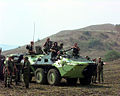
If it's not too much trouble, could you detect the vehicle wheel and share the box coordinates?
[66,78,78,85]
[47,69,61,85]
[80,76,91,85]
[35,68,47,84]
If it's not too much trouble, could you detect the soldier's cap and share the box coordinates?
[31,41,34,44]
[60,43,63,46]
[24,57,28,60]
[99,57,101,59]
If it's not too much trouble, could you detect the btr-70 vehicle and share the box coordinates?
[5,49,96,85]
[25,50,96,85]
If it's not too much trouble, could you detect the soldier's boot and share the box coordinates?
[26,85,29,89]
[102,79,104,83]
[8,84,12,88]
[5,84,7,87]
[25,83,29,89]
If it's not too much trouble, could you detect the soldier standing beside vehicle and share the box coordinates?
[43,38,52,54]
[23,57,30,88]
[13,57,19,85]
[71,43,80,58]
[97,57,104,83]
[4,56,14,88]
[0,48,5,81]
[91,58,97,83]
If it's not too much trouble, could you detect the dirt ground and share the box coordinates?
[0,61,120,96]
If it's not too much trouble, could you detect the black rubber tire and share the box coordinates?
[47,69,61,85]
[35,68,47,84]
[66,78,78,85]
[80,77,91,85]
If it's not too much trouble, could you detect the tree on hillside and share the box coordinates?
[88,39,103,49]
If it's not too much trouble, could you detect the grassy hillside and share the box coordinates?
[3,23,120,59]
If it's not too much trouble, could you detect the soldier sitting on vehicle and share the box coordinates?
[58,43,64,51]
[85,56,91,60]
[50,42,59,60]
[57,43,64,59]
[26,41,35,55]
[71,43,80,58]
[43,38,52,54]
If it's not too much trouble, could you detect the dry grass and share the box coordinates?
[0,60,120,96]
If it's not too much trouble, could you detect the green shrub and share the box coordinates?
[88,39,103,48]
[104,50,120,61]
[83,31,91,36]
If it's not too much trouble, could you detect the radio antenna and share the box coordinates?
[33,22,35,42]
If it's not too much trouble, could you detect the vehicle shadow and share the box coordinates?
[58,82,111,89]
[30,80,111,89]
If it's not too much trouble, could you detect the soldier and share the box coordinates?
[91,58,97,83]
[57,43,64,59]
[97,57,104,83]
[85,56,90,60]
[50,42,59,60]
[58,43,64,51]
[23,57,30,88]
[71,43,80,58]
[4,56,14,88]
[17,55,24,82]
[0,48,5,80]
[43,38,52,54]
[13,57,19,85]
[26,41,35,55]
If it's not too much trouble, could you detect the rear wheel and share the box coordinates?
[80,76,91,85]
[47,69,61,85]
[66,78,78,85]
[35,68,47,84]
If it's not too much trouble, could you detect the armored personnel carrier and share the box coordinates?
[4,49,96,85]
[25,50,96,85]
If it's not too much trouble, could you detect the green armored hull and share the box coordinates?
[25,53,96,85]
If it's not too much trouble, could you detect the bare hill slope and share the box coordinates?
[3,23,120,58]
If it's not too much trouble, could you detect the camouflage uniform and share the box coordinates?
[4,59,13,87]
[13,60,19,85]
[92,63,97,83]
[0,54,5,80]
[23,57,30,88]
[97,58,104,83]
[43,38,52,54]
[4,67,10,87]
[26,41,35,55]
[72,43,80,58]
[50,42,59,60]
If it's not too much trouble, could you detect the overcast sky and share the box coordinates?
[0,0,120,46]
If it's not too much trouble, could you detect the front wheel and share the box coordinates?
[35,68,47,84]
[47,69,61,85]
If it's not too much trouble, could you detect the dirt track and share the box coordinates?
[0,61,120,96]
